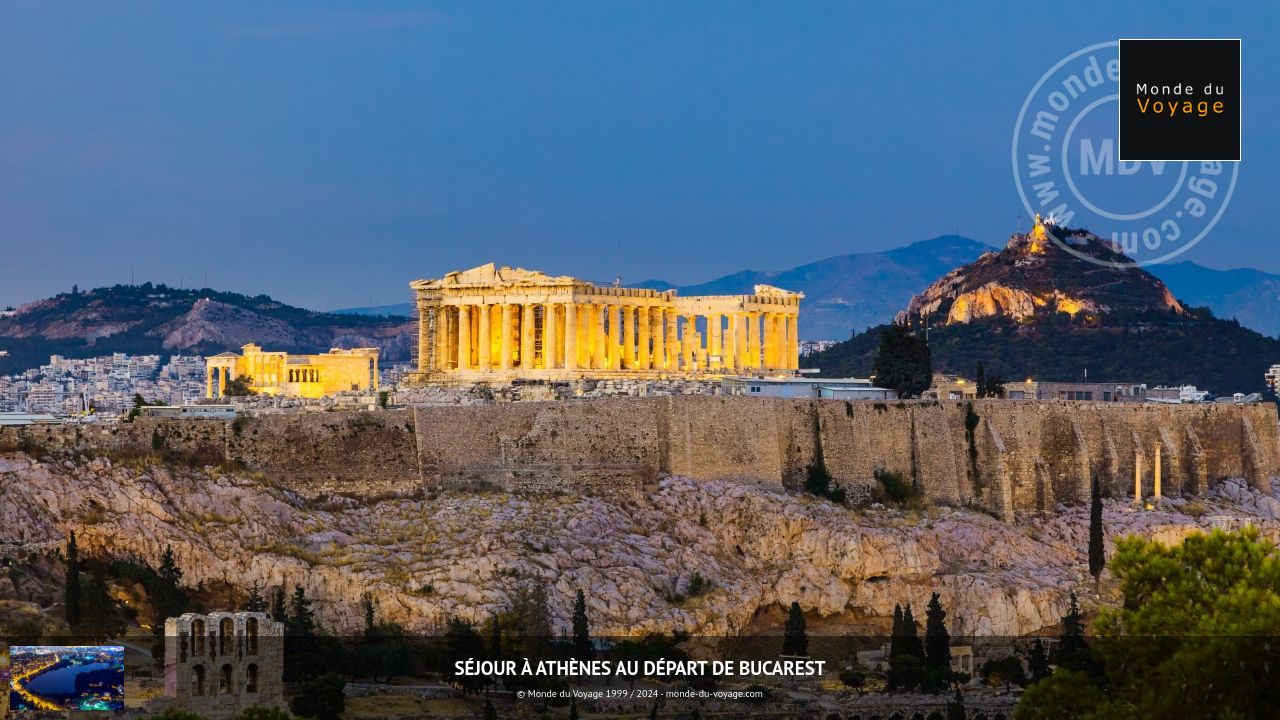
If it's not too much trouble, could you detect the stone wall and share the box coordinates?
[3,398,1277,519]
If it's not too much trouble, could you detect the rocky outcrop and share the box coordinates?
[3,451,1277,640]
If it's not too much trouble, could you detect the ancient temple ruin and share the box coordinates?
[155,611,285,719]
[407,263,803,383]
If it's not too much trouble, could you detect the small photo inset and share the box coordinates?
[8,645,124,712]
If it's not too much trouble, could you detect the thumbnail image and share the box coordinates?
[8,646,124,712]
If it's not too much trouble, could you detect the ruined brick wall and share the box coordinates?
[3,398,1276,518]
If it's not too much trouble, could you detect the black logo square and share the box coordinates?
[1119,39,1240,161]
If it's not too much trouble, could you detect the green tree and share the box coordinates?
[224,375,256,396]
[572,589,592,661]
[975,361,987,398]
[81,568,125,640]
[65,530,81,629]
[1018,529,1280,719]
[243,581,267,613]
[888,602,926,692]
[1026,639,1051,683]
[444,618,487,695]
[1088,478,1105,590]
[871,324,933,398]
[271,585,287,621]
[1052,592,1094,676]
[288,585,316,636]
[923,593,952,692]
[979,655,1027,691]
[945,687,965,720]
[290,672,345,720]
[781,601,807,657]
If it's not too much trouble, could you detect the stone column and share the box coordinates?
[219,367,228,396]
[764,313,778,368]
[607,304,622,370]
[436,308,451,371]
[666,309,680,370]
[417,300,431,373]
[592,304,608,369]
[1134,451,1143,505]
[520,304,536,369]
[734,313,748,370]
[457,305,472,370]
[206,367,214,398]
[783,311,793,366]
[680,313,701,368]
[746,312,760,369]
[637,306,650,370]
[477,303,492,370]
[543,303,558,369]
[707,314,722,370]
[500,303,514,370]
[622,306,635,370]
[724,314,738,372]
[652,308,665,370]
[1154,442,1162,500]
[564,303,578,370]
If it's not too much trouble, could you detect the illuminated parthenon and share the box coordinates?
[407,263,802,383]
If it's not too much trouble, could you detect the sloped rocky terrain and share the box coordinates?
[0,283,413,374]
[3,450,1277,640]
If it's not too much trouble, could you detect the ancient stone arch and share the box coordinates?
[159,611,284,719]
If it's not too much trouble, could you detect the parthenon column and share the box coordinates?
[520,304,536,369]
[708,313,722,370]
[651,308,664,370]
[564,303,578,370]
[638,306,651,370]
[457,305,471,370]
[499,304,514,370]
[746,312,761,369]
[477,303,492,370]
[607,304,622,370]
[762,313,777,369]
[436,307,452,371]
[786,313,799,369]
[590,304,606,369]
[622,306,636,369]
[417,302,431,373]
[543,303,558,369]
[724,313,739,372]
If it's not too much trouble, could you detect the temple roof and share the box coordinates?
[411,262,581,289]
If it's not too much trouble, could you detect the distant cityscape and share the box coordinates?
[0,352,410,416]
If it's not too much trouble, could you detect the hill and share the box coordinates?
[0,283,414,374]
[632,235,995,340]
[1147,262,1280,338]
[805,222,1280,395]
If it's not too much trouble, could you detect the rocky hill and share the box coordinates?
[807,222,1280,394]
[0,283,414,374]
[3,450,1277,640]
[896,222,1183,326]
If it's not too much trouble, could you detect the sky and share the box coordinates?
[2,1,1278,311]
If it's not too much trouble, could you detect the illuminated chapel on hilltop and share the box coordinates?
[407,263,803,383]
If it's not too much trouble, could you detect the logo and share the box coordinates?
[1011,41,1238,268]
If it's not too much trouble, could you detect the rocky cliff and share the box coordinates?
[898,222,1183,327]
[2,451,1278,640]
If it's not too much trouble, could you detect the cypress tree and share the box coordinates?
[65,530,81,629]
[271,586,287,621]
[923,593,952,692]
[483,696,497,720]
[363,595,376,635]
[902,603,924,660]
[489,614,503,664]
[946,687,966,720]
[889,603,904,659]
[243,581,267,613]
[289,585,316,636]
[1027,639,1051,683]
[782,601,808,657]
[975,362,987,398]
[572,589,592,660]
[1088,477,1105,591]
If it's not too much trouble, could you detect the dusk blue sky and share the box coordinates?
[2,1,1277,310]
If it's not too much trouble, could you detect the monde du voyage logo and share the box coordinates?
[1012,40,1241,268]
